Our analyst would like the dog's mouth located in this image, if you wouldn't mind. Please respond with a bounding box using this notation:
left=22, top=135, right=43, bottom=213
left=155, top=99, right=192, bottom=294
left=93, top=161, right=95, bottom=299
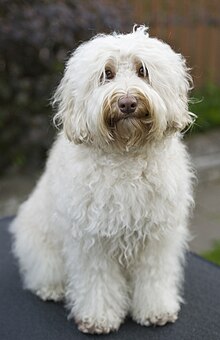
left=119, top=111, right=150, bottom=120
left=109, top=111, right=151, bottom=127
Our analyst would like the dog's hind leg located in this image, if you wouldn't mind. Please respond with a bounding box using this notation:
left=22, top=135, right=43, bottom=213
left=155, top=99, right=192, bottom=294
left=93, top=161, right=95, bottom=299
left=10, top=180, right=66, bottom=301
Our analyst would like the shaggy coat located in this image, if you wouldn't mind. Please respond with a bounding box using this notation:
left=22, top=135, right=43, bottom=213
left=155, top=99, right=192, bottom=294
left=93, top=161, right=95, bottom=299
left=10, top=26, right=195, bottom=334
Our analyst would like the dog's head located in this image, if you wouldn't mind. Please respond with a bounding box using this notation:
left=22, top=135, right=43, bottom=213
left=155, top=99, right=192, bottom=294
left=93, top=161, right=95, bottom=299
left=53, top=25, right=195, bottom=151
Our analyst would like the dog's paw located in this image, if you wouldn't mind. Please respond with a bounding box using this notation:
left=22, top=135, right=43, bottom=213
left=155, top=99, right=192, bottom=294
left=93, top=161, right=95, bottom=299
left=134, top=311, right=178, bottom=327
left=76, top=317, right=121, bottom=334
left=35, top=284, right=65, bottom=302
left=131, top=290, right=181, bottom=327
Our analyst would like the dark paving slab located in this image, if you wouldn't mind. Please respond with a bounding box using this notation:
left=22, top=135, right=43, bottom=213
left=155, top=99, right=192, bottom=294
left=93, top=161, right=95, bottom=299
left=1, top=217, right=220, bottom=340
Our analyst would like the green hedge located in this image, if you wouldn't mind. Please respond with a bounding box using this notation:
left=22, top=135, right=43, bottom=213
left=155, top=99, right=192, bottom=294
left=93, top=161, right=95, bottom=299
left=189, top=85, right=220, bottom=133
left=202, top=242, right=220, bottom=266
left=0, top=0, right=130, bottom=175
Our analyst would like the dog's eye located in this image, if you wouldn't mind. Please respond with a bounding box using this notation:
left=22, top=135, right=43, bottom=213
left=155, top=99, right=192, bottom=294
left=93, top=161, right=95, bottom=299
left=138, top=66, right=148, bottom=78
left=105, top=69, right=114, bottom=80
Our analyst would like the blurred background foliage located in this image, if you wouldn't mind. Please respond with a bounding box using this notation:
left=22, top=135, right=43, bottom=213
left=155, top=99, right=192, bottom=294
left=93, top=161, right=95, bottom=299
left=203, top=242, right=220, bottom=266
left=190, top=85, right=220, bottom=133
left=0, top=0, right=219, bottom=176
left=0, top=0, right=131, bottom=175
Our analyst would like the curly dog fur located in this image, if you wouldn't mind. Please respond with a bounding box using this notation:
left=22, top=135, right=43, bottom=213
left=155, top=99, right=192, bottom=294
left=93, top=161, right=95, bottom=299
left=10, top=25, right=195, bottom=334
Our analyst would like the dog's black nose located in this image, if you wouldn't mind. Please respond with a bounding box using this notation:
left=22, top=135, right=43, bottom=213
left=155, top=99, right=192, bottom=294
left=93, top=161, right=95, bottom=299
left=118, top=95, right=137, bottom=114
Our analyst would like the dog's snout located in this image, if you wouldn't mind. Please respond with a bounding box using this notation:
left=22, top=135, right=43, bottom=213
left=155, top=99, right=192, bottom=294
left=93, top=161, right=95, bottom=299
left=118, top=95, right=137, bottom=114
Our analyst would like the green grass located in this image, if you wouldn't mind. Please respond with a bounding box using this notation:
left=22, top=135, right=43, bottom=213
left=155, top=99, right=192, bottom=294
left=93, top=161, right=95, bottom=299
left=189, top=85, right=220, bottom=133
left=202, top=242, right=220, bottom=266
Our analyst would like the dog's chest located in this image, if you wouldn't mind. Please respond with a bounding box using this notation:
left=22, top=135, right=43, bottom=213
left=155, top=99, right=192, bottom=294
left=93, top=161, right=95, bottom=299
left=60, top=146, right=182, bottom=265
left=73, top=159, right=155, bottom=265
left=70, top=154, right=171, bottom=240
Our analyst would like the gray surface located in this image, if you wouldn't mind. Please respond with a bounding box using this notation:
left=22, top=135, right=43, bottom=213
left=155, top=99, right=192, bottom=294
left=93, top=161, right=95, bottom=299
left=186, top=129, right=220, bottom=252
left=191, top=178, right=220, bottom=253
left=0, top=217, right=220, bottom=340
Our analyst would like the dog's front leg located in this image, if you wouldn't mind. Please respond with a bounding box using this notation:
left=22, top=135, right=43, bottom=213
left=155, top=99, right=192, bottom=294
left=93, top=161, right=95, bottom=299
left=65, top=239, right=129, bottom=334
left=131, top=227, right=187, bottom=327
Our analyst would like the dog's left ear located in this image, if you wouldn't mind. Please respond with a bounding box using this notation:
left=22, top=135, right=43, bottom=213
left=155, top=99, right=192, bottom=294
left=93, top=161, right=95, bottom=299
left=166, top=65, right=196, bottom=134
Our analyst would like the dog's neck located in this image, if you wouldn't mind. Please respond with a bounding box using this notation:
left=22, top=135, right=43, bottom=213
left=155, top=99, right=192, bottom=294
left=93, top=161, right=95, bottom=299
left=76, top=134, right=178, bottom=160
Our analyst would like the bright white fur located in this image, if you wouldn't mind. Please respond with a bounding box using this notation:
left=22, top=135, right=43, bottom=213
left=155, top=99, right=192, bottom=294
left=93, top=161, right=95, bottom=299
left=10, top=26, right=195, bottom=334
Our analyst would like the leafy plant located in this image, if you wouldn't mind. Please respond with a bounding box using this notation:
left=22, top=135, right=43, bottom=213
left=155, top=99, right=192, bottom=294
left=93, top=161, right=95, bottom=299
left=0, top=0, right=131, bottom=175
left=189, top=85, right=220, bottom=133
left=202, top=242, right=220, bottom=266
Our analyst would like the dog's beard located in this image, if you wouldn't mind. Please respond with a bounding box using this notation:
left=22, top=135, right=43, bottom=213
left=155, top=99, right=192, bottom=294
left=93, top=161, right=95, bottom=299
left=100, top=91, right=157, bottom=150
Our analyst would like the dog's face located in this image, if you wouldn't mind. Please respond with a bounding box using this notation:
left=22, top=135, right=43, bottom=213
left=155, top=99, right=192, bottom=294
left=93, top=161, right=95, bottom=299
left=54, top=26, right=194, bottom=150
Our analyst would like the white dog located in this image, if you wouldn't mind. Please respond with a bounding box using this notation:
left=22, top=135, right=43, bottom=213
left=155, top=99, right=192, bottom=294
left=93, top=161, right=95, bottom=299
left=10, top=25, right=195, bottom=334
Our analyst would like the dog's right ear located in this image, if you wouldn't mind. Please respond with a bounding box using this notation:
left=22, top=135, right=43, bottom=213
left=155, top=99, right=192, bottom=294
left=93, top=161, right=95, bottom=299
left=52, top=62, right=92, bottom=144
left=53, top=75, right=75, bottom=141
